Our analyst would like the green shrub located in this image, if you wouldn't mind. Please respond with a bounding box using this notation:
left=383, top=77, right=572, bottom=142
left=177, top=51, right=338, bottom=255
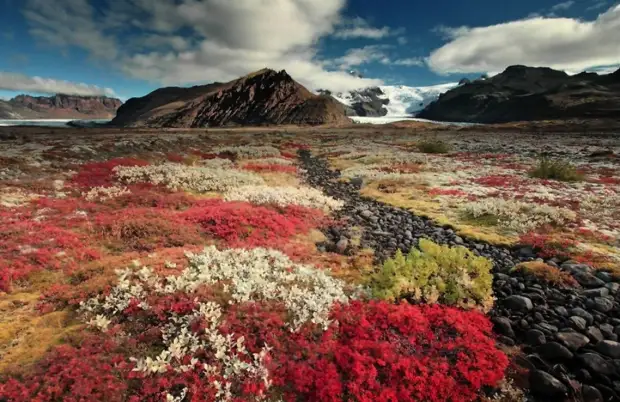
left=369, top=238, right=494, bottom=311
left=417, top=139, right=451, bottom=154
left=529, top=157, right=583, bottom=182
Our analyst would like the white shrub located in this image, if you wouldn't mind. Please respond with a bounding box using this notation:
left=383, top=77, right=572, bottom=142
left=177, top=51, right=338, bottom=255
left=201, top=158, right=234, bottom=169
left=83, top=185, right=130, bottom=201
left=463, top=198, right=576, bottom=233
left=223, top=185, right=344, bottom=212
left=113, top=163, right=264, bottom=193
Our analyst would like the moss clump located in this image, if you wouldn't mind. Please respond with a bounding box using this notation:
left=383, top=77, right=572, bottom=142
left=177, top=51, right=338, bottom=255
left=512, top=261, right=578, bottom=288
left=529, top=157, right=583, bottom=182
left=370, top=238, right=494, bottom=311
left=417, top=139, right=451, bottom=154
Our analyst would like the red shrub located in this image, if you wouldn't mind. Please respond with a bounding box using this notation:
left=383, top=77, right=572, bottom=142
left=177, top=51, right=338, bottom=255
left=108, top=187, right=196, bottom=210
left=242, top=163, right=297, bottom=174
left=0, top=336, right=130, bottom=402
left=166, top=153, right=185, bottom=163
left=72, top=158, right=149, bottom=188
left=180, top=200, right=325, bottom=248
left=428, top=188, right=468, bottom=197
left=519, top=231, right=578, bottom=259
left=222, top=300, right=509, bottom=402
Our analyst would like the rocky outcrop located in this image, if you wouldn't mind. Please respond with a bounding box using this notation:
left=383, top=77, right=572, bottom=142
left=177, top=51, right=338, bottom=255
left=0, top=94, right=122, bottom=119
left=418, top=65, right=620, bottom=123
left=110, top=69, right=352, bottom=127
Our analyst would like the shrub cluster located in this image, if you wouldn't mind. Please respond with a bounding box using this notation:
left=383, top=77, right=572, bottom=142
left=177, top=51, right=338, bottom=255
left=72, top=158, right=149, bottom=188
left=529, top=157, right=584, bottom=182
left=223, top=185, right=344, bottom=212
left=512, top=261, right=579, bottom=288
left=417, top=139, right=451, bottom=154
left=370, top=239, right=494, bottom=311
left=212, top=145, right=281, bottom=159
left=242, top=163, right=297, bottom=174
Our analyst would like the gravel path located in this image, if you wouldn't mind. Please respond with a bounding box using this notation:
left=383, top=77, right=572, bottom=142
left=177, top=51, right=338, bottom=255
left=299, top=149, right=620, bottom=402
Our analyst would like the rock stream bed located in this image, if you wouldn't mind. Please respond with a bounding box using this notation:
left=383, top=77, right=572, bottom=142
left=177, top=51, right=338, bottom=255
left=298, top=149, right=620, bottom=402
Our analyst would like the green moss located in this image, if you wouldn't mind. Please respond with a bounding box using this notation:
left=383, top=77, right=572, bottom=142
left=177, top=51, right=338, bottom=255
left=417, top=139, right=451, bottom=154
left=369, top=238, right=494, bottom=311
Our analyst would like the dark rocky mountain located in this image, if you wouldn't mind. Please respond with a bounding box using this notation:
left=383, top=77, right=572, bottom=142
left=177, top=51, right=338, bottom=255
left=418, top=65, right=620, bottom=123
left=0, top=94, right=122, bottom=119
left=110, top=69, right=351, bottom=127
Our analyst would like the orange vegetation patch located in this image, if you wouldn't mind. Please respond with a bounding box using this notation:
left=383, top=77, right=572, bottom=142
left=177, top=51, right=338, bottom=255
left=513, top=261, right=579, bottom=288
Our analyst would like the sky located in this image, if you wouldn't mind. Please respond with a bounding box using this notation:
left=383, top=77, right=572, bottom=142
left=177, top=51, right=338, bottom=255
left=0, top=0, right=619, bottom=101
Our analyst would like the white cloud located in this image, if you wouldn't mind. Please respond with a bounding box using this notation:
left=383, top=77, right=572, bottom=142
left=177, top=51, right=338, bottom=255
left=427, top=4, right=620, bottom=74
left=23, top=0, right=383, bottom=92
left=587, top=1, right=609, bottom=11
left=0, top=72, right=117, bottom=96
left=393, top=58, right=424, bottom=67
left=397, top=37, right=408, bottom=45
left=333, top=45, right=391, bottom=69
left=333, top=17, right=391, bottom=39
left=550, top=1, right=575, bottom=11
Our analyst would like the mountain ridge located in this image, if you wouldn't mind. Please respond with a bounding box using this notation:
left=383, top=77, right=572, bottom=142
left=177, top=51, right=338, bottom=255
left=0, top=94, right=122, bottom=120
left=110, top=69, right=351, bottom=127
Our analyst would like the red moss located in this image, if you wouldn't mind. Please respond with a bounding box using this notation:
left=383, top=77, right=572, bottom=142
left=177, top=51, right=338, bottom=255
left=72, top=158, right=149, bottom=188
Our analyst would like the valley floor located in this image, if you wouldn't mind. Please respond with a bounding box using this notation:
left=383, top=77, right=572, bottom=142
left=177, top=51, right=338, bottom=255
left=0, top=126, right=619, bottom=401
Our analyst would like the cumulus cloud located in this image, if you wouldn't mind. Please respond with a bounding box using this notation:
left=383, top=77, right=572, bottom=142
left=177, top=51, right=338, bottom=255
left=393, top=58, right=424, bottom=67
left=334, top=45, right=391, bottom=69
left=24, top=0, right=383, bottom=92
left=427, top=4, right=620, bottom=74
left=0, top=72, right=117, bottom=96
left=333, top=17, right=392, bottom=39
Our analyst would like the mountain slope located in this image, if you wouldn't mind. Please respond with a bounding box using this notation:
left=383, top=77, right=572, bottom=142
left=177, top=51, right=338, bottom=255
left=111, top=69, right=351, bottom=127
left=327, top=83, right=457, bottom=117
left=418, top=65, right=620, bottom=123
left=0, top=94, right=122, bottom=119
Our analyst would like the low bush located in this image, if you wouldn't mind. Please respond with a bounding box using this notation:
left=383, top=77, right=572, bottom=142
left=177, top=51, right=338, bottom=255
left=417, top=139, right=451, bottom=154
left=529, top=157, right=584, bottom=182
left=242, top=163, right=297, bottom=174
left=72, top=158, right=149, bottom=188
left=512, top=261, right=579, bottom=288
left=223, top=185, right=344, bottom=212
left=370, top=238, right=494, bottom=311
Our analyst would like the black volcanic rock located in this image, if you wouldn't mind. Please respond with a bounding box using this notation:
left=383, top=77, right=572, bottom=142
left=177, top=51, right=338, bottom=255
left=418, top=65, right=620, bottom=123
left=111, top=69, right=351, bottom=127
left=0, top=94, right=122, bottom=119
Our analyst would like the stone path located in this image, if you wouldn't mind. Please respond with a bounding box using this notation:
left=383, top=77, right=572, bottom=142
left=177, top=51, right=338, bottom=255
left=299, top=149, right=620, bottom=402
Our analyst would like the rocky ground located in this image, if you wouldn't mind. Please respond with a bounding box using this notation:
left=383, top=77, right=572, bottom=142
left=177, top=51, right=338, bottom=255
left=298, top=149, right=620, bottom=402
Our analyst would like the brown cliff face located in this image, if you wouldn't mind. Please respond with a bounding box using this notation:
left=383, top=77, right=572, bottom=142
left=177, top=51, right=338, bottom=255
left=418, top=65, right=620, bottom=123
left=110, top=69, right=351, bottom=127
left=0, top=94, right=122, bottom=119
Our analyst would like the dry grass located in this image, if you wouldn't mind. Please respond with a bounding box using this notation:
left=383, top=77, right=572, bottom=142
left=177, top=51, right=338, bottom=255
left=513, top=261, right=579, bottom=288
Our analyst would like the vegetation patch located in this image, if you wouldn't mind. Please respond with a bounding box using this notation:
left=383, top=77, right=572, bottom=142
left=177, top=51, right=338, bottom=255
left=529, top=157, right=584, bottom=182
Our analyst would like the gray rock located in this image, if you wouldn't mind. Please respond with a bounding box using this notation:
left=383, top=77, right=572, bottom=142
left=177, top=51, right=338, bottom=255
left=492, top=317, right=515, bottom=338
left=606, top=282, right=620, bottom=294
left=562, top=262, right=592, bottom=274
left=582, top=385, right=604, bottom=402
left=526, top=329, right=547, bottom=346
left=504, top=295, right=533, bottom=312
left=555, top=306, right=569, bottom=317
left=556, top=331, right=590, bottom=351
left=574, top=271, right=606, bottom=288
left=587, top=326, right=605, bottom=343
left=571, top=307, right=594, bottom=325
left=529, top=370, right=568, bottom=397
left=583, top=287, right=610, bottom=298
left=360, top=210, right=373, bottom=219
left=594, top=297, right=614, bottom=312
left=570, top=316, right=588, bottom=331
left=596, top=340, right=620, bottom=359
left=596, top=271, right=613, bottom=283
left=578, top=353, right=617, bottom=376
left=336, top=237, right=349, bottom=253
left=538, top=342, right=574, bottom=360
left=600, top=323, right=615, bottom=338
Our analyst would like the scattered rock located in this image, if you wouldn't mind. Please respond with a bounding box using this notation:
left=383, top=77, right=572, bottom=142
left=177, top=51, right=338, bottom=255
left=557, top=331, right=590, bottom=351
left=538, top=342, right=574, bottom=360
left=526, top=329, right=547, bottom=346
left=570, top=316, right=588, bottom=331
left=593, top=297, right=614, bottom=313
left=529, top=369, right=568, bottom=397
left=504, top=295, right=533, bottom=312
left=492, top=317, right=515, bottom=338
left=579, top=353, right=617, bottom=376
left=596, top=340, right=620, bottom=359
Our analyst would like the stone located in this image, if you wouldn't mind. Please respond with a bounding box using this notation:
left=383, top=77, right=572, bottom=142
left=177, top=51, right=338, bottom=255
left=600, top=324, right=615, bottom=338
left=529, top=370, right=568, bottom=397
left=596, top=271, right=613, bottom=283
left=554, top=306, right=569, bottom=317
left=360, top=210, right=373, bottom=219
left=583, top=288, right=610, bottom=298
left=574, top=272, right=606, bottom=288
left=504, top=295, right=533, bottom=312
left=593, top=297, right=614, bottom=312
left=570, top=316, right=588, bottom=331
left=526, top=329, right=547, bottom=346
left=572, top=307, right=594, bottom=325
left=556, top=331, right=590, bottom=351
left=492, top=317, right=515, bottom=338
left=582, top=385, right=604, bottom=402
left=538, top=342, right=574, bottom=360
left=497, top=335, right=515, bottom=346
left=578, top=353, right=616, bottom=376
left=606, top=283, right=620, bottom=294
left=596, top=340, right=620, bottom=359
left=335, top=237, right=349, bottom=253
left=587, top=327, right=605, bottom=343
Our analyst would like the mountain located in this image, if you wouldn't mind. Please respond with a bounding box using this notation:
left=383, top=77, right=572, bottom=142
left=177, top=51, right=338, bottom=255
left=0, top=94, right=122, bottom=119
left=418, top=65, right=620, bottom=123
left=324, top=83, right=458, bottom=118
left=110, top=69, right=351, bottom=127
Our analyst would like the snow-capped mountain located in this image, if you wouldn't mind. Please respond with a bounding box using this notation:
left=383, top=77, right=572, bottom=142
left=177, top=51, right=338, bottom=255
left=326, top=82, right=458, bottom=117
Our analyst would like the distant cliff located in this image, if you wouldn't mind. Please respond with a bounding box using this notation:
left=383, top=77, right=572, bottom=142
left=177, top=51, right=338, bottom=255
left=418, top=65, right=620, bottom=123
left=0, top=94, right=122, bottom=119
left=110, top=68, right=351, bottom=127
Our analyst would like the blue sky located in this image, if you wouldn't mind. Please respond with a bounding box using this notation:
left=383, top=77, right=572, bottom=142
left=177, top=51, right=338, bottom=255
left=1, top=0, right=619, bottom=101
